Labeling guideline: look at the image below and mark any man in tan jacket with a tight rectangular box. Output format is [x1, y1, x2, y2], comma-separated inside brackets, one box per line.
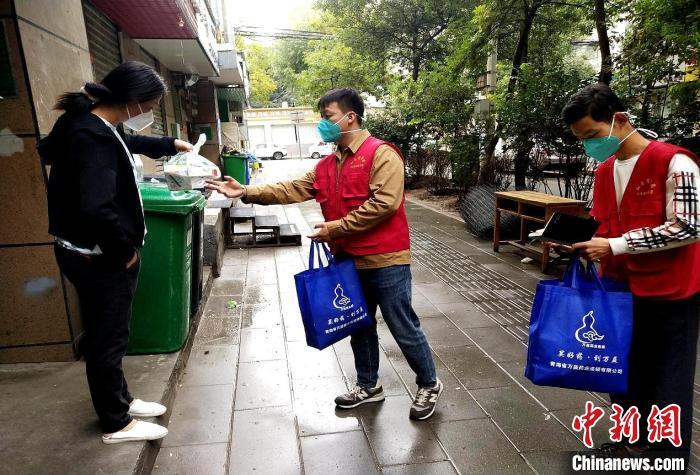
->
[207, 88, 442, 420]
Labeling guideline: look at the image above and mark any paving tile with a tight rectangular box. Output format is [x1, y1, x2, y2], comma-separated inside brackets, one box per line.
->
[153, 443, 228, 475]
[333, 338, 408, 396]
[464, 326, 528, 363]
[410, 263, 441, 284]
[223, 249, 248, 265]
[229, 406, 300, 474]
[355, 395, 448, 466]
[193, 317, 240, 346]
[435, 345, 514, 389]
[235, 360, 291, 410]
[431, 419, 533, 474]
[470, 386, 582, 452]
[551, 408, 610, 449]
[293, 376, 362, 436]
[246, 268, 277, 286]
[218, 264, 247, 279]
[381, 347, 486, 423]
[287, 341, 343, 380]
[381, 461, 457, 474]
[181, 345, 238, 387]
[415, 283, 466, 305]
[202, 295, 244, 319]
[499, 360, 595, 412]
[434, 302, 499, 329]
[419, 316, 472, 349]
[242, 284, 279, 306]
[301, 431, 379, 475]
[240, 302, 283, 329]
[239, 327, 286, 362]
[520, 450, 574, 475]
[162, 384, 234, 447]
[285, 316, 308, 342]
[466, 254, 504, 265]
[411, 292, 443, 317]
[210, 278, 244, 297]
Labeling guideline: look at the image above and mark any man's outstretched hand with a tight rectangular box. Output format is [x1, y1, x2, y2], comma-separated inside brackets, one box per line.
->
[205, 176, 244, 199]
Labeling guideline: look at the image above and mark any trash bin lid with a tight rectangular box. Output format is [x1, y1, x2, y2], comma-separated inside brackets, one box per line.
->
[222, 153, 247, 160]
[139, 182, 206, 215]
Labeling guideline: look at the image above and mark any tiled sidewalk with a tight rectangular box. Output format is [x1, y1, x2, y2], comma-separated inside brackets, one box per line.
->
[154, 161, 700, 474]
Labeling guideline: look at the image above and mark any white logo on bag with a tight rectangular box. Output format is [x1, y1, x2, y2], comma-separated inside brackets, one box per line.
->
[575, 311, 605, 345]
[332, 284, 353, 311]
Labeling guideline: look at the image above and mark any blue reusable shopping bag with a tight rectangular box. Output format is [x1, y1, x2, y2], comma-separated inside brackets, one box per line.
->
[294, 241, 373, 350]
[525, 255, 633, 393]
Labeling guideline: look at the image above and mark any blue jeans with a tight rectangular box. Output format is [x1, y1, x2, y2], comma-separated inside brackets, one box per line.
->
[351, 264, 437, 388]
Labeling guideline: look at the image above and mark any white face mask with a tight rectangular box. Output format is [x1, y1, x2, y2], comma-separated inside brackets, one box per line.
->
[124, 103, 154, 131]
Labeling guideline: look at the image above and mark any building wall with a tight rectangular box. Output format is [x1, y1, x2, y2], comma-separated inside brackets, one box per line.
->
[193, 80, 222, 165]
[0, 0, 92, 362]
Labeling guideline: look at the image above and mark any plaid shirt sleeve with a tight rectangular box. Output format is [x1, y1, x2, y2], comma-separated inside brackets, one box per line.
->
[616, 154, 700, 254]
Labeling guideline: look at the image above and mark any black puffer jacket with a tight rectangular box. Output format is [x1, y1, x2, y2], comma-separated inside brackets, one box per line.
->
[38, 112, 176, 267]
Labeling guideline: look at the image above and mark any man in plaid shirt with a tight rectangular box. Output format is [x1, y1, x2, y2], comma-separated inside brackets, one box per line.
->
[562, 83, 700, 464]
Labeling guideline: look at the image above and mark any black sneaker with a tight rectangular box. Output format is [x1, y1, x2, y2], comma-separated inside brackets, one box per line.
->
[334, 384, 385, 409]
[409, 379, 443, 420]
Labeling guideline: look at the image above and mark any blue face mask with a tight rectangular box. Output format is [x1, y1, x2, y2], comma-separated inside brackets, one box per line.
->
[317, 112, 363, 143]
[582, 115, 637, 162]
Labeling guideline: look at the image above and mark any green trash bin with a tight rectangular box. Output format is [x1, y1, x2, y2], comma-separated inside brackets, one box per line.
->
[221, 153, 247, 184]
[127, 182, 206, 354]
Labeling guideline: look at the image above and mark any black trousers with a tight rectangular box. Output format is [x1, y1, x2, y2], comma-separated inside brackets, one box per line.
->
[610, 294, 700, 464]
[55, 245, 140, 433]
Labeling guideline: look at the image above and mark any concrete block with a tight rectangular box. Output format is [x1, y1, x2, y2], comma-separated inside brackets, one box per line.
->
[203, 208, 224, 275]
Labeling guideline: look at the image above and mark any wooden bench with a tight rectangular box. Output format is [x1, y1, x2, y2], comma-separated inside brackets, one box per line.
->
[493, 191, 586, 271]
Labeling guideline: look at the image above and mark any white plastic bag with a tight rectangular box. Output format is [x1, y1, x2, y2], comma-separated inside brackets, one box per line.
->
[164, 134, 221, 190]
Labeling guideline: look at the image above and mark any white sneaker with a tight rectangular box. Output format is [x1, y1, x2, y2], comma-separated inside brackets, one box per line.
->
[128, 398, 167, 417]
[102, 420, 168, 444]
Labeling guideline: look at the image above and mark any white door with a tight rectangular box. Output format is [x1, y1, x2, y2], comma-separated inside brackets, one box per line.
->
[271, 124, 296, 146]
[299, 124, 320, 144]
[248, 126, 266, 147]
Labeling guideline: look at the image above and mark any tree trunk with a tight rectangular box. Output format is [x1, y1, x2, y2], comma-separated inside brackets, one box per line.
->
[640, 80, 653, 127]
[594, 0, 613, 84]
[412, 55, 420, 81]
[514, 147, 529, 190]
[479, 3, 538, 186]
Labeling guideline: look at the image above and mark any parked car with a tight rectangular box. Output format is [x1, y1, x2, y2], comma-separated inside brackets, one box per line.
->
[308, 142, 334, 159]
[255, 144, 288, 160]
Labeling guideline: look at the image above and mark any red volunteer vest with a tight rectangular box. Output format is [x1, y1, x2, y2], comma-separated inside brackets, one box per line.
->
[591, 140, 700, 300]
[313, 136, 410, 256]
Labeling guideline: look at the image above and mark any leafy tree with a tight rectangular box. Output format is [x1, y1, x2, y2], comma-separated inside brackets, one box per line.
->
[467, 0, 591, 188]
[317, 0, 466, 81]
[613, 0, 699, 147]
[295, 41, 388, 105]
[238, 40, 277, 107]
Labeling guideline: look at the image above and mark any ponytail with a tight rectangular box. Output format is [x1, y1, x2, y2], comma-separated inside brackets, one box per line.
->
[53, 61, 166, 115]
[54, 82, 114, 114]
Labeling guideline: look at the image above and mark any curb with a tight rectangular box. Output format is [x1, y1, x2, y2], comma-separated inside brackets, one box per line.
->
[133, 267, 215, 475]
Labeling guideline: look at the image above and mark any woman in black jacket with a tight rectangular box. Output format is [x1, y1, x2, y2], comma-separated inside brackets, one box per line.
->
[38, 61, 192, 444]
